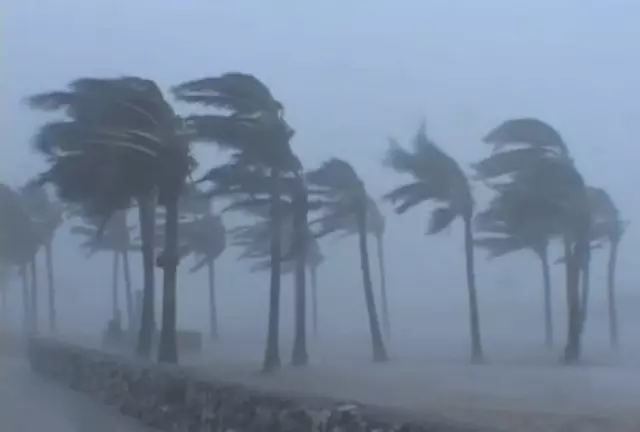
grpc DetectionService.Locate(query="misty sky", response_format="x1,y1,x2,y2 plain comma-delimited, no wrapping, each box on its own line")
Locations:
3,1,640,345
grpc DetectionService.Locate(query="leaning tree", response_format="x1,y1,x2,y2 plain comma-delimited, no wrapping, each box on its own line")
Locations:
475,118,590,363
475,187,559,346
383,123,483,362
29,77,193,363
174,73,300,372
307,158,389,362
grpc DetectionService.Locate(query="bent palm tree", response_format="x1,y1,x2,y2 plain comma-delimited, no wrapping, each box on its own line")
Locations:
475,190,556,346
308,158,388,362
29,77,192,362
478,118,590,364
174,73,297,372
384,123,482,361
20,185,64,332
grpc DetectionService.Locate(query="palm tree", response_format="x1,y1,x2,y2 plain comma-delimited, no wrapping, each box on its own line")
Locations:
228,195,319,366
20,184,64,332
307,235,325,337
475,190,556,346
580,187,627,347
476,118,590,364
333,199,391,340
182,214,226,340
0,184,41,332
308,158,388,362
70,210,135,327
29,77,193,362
173,185,227,340
383,123,482,361
174,73,298,372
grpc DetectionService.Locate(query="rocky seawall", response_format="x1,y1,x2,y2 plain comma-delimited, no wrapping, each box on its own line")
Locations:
27,338,490,432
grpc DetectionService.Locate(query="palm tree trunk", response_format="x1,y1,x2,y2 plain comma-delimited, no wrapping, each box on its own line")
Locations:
136,194,156,358
30,258,38,333
20,266,30,334
375,233,391,341
607,240,620,348
356,206,388,362
310,265,318,336
291,185,309,366
539,246,553,347
463,215,483,362
122,248,134,333
45,241,56,333
158,197,180,364
262,170,282,373
207,259,218,340
563,238,582,364
579,245,591,334
112,251,120,319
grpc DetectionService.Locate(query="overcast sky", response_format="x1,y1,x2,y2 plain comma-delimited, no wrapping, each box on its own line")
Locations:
3,1,640,346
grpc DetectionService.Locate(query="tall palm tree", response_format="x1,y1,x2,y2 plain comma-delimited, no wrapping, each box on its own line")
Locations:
475,190,556,346
0,184,41,332
580,187,627,347
29,77,193,362
20,184,64,332
174,73,298,372
229,194,319,366
308,158,388,362
476,118,590,364
383,123,482,361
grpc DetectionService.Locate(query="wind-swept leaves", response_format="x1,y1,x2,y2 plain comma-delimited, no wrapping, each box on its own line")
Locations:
427,206,457,234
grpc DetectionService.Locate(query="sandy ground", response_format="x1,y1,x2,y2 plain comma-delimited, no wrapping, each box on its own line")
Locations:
187,336,640,432
30,333,640,431
0,353,154,432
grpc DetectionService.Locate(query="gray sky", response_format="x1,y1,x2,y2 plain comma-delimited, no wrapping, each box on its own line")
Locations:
3,1,639,344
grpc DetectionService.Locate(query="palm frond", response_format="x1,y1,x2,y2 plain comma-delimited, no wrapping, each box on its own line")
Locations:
427,206,457,234
474,236,527,259
483,118,569,157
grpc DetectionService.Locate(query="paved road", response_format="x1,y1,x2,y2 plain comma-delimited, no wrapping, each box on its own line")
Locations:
0,355,153,432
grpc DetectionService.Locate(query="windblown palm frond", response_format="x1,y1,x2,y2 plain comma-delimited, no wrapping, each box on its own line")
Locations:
383,122,472,231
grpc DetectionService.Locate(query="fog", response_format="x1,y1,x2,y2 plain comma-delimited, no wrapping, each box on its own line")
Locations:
3,1,640,430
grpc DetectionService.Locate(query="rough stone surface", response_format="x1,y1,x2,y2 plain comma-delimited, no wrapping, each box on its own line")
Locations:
28,338,493,432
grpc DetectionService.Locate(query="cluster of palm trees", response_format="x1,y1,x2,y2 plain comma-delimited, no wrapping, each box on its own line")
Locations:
0,183,62,333
0,72,626,371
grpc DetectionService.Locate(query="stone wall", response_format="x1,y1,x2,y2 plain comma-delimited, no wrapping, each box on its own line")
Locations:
28,338,491,432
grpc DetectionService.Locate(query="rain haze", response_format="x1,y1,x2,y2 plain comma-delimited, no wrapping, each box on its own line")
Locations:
2,1,640,431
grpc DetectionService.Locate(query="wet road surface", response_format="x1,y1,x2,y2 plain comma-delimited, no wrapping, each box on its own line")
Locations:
0,355,153,432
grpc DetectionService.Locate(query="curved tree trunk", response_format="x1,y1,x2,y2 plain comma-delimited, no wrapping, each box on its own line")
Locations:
310,265,318,337
158,197,179,364
122,248,134,332
563,237,583,364
20,266,30,334
112,251,120,320
207,259,218,340
291,184,309,366
463,215,483,362
607,240,620,348
539,246,553,347
356,206,388,362
263,171,283,373
375,233,391,341
30,258,38,333
136,194,156,358
45,241,57,333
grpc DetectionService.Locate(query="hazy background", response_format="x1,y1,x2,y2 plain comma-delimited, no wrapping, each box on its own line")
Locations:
3,1,640,350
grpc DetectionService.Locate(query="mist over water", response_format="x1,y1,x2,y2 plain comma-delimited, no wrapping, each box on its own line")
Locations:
3,1,640,431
